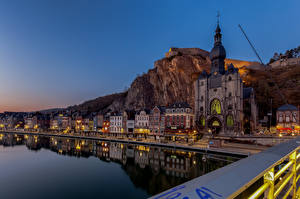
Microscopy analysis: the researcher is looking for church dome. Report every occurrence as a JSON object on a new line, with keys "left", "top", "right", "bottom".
{"left": 209, "top": 44, "right": 226, "bottom": 60}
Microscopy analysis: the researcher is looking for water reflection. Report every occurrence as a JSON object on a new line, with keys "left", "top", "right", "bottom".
{"left": 0, "top": 133, "right": 241, "bottom": 196}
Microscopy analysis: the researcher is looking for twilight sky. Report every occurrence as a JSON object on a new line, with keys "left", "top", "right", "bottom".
{"left": 0, "top": 0, "right": 299, "bottom": 113}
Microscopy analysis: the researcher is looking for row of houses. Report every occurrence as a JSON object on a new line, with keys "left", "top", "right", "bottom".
{"left": 107, "top": 102, "right": 194, "bottom": 135}
{"left": 0, "top": 102, "right": 195, "bottom": 135}
{"left": 1, "top": 103, "right": 298, "bottom": 134}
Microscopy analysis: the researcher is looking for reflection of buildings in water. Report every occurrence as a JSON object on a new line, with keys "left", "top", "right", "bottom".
{"left": 148, "top": 147, "right": 165, "bottom": 175}
{"left": 109, "top": 143, "right": 124, "bottom": 162}
{"left": 126, "top": 145, "right": 135, "bottom": 158}
{"left": 0, "top": 133, "right": 20, "bottom": 146}
{"left": 1, "top": 133, "right": 237, "bottom": 183}
{"left": 163, "top": 151, "right": 196, "bottom": 178}
{"left": 134, "top": 145, "right": 150, "bottom": 169}
{"left": 25, "top": 135, "right": 42, "bottom": 150}
{"left": 96, "top": 141, "right": 110, "bottom": 161}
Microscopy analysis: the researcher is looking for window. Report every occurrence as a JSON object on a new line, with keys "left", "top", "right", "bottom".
{"left": 200, "top": 107, "right": 204, "bottom": 111}
{"left": 200, "top": 116, "right": 205, "bottom": 127}
{"left": 229, "top": 92, "right": 232, "bottom": 97}
{"left": 210, "top": 99, "right": 221, "bottom": 115}
{"left": 228, "top": 76, "right": 232, "bottom": 81}
{"left": 212, "top": 120, "right": 220, "bottom": 126}
{"left": 279, "top": 115, "right": 283, "bottom": 122}
{"left": 286, "top": 116, "right": 290, "bottom": 122}
{"left": 201, "top": 96, "right": 204, "bottom": 101}
{"left": 226, "top": 115, "right": 234, "bottom": 127}
{"left": 228, "top": 105, "right": 233, "bottom": 110}
{"left": 201, "top": 82, "right": 204, "bottom": 86}
{"left": 293, "top": 112, "right": 297, "bottom": 122}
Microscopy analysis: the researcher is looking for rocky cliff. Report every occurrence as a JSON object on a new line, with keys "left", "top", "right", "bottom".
{"left": 69, "top": 48, "right": 299, "bottom": 122}
{"left": 69, "top": 48, "right": 263, "bottom": 114}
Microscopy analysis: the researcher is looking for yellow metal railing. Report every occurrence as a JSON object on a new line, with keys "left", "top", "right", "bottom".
{"left": 248, "top": 147, "right": 300, "bottom": 199}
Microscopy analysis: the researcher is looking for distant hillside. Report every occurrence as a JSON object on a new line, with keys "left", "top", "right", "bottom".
{"left": 242, "top": 64, "right": 300, "bottom": 120}
{"left": 68, "top": 92, "right": 127, "bottom": 114}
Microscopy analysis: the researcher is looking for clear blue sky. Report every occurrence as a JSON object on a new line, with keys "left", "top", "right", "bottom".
{"left": 0, "top": 0, "right": 299, "bottom": 112}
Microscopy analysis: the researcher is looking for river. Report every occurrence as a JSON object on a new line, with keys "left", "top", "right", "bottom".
{"left": 0, "top": 133, "right": 241, "bottom": 199}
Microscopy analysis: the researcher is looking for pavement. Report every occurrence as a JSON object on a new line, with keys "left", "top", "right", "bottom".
{"left": 2, "top": 130, "right": 270, "bottom": 156}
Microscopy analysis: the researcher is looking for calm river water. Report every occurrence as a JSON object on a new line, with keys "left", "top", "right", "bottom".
{"left": 0, "top": 133, "right": 241, "bottom": 199}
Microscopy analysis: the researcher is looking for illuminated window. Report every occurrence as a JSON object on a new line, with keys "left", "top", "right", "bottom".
{"left": 226, "top": 115, "right": 234, "bottom": 127}
{"left": 210, "top": 99, "right": 221, "bottom": 115}
{"left": 212, "top": 120, "right": 220, "bottom": 126}
{"left": 200, "top": 116, "right": 205, "bottom": 127}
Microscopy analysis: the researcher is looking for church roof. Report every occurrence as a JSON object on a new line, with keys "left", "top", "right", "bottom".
{"left": 278, "top": 104, "right": 298, "bottom": 111}
{"left": 167, "top": 102, "right": 191, "bottom": 109}
{"left": 226, "top": 63, "right": 239, "bottom": 74}
{"left": 210, "top": 44, "right": 226, "bottom": 61}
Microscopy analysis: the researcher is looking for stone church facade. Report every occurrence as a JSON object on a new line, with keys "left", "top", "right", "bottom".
{"left": 194, "top": 23, "right": 250, "bottom": 135}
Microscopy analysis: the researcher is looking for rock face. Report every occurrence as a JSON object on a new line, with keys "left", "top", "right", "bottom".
{"left": 241, "top": 64, "right": 300, "bottom": 121}
{"left": 70, "top": 48, "right": 259, "bottom": 114}
{"left": 124, "top": 49, "right": 210, "bottom": 111}
{"left": 70, "top": 47, "right": 300, "bottom": 123}
{"left": 123, "top": 48, "right": 260, "bottom": 111}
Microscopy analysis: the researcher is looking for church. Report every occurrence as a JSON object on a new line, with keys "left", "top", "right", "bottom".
{"left": 194, "top": 23, "right": 257, "bottom": 135}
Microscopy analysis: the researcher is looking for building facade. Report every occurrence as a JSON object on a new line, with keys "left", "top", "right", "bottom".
{"left": 165, "top": 102, "right": 194, "bottom": 134}
{"left": 276, "top": 104, "right": 299, "bottom": 131}
{"left": 149, "top": 106, "right": 166, "bottom": 135}
{"left": 110, "top": 112, "right": 123, "bottom": 133}
{"left": 134, "top": 109, "right": 150, "bottom": 134}
{"left": 194, "top": 23, "right": 244, "bottom": 135}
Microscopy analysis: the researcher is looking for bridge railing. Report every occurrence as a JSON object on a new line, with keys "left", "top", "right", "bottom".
{"left": 150, "top": 137, "right": 300, "bottom": 199}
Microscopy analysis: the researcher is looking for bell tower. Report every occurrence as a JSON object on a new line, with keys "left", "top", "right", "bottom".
{"left": 209, "top": 13, "right": 226, "bottom": 75}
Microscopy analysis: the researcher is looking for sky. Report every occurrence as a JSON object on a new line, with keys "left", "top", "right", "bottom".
{"left": 0, "top": 0, "right": 299, "bottom": 113}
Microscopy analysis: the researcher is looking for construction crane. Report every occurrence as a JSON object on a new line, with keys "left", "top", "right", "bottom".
{"left": 238, "top": 24, "right": 294, "bottom": 129}
{"left": 238, "top": 24, "right": 287, "bottom": 104}
{"left": 238, "top": 24, "right": 264, "bottom": 65}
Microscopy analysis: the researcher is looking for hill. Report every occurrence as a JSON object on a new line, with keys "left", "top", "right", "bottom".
{"left": 69, "top": 48, "right": 266, "bottom": 114}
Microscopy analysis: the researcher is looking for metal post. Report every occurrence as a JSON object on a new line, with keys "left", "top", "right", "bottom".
{"left": 264, "top": 167, "right": 275, "bottom": 199}
{"left": 290, "top": 151, "right": 297, "bottom": 199}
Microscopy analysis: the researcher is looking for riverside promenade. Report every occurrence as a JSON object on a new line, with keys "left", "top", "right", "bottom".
{"left": 1, "top": 130, "right": 283, "bottom": 157}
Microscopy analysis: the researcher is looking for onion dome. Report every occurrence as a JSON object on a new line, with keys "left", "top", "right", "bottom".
{"left": 209, "top": 24, "right": 226, "bottom": 61}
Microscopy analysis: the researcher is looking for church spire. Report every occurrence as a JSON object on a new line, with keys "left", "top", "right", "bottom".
{"left": 209, "top": 12, "right": 226, "bottom": 74}
{"left": 214, "top": 12, "right": 222, "bottom": 44}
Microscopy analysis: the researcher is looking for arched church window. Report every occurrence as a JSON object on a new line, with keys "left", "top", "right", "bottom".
{"left": 229, "top": 92, "right": 232, "bottom": 97}
{"left": 200, "top": 116, "right": 205, "bottom": 127}
{"left": 210, "top": 99, "right": 221, "bottom": 115}
{"left": 226, "top": 115, "right": 234, "bottom": 127}
{"left": 228, "top": 76, "right": 232, "bottom": 81}
{"left": 212, "top": 120, "right": 220, "bottom": 127}
{"left": 200, "top": 107, "right": 203, "bottom": 111}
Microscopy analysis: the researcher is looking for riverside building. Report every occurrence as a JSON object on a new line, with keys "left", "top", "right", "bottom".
{"left": 165, "top": 102, "right": 194, "bottom": 134}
